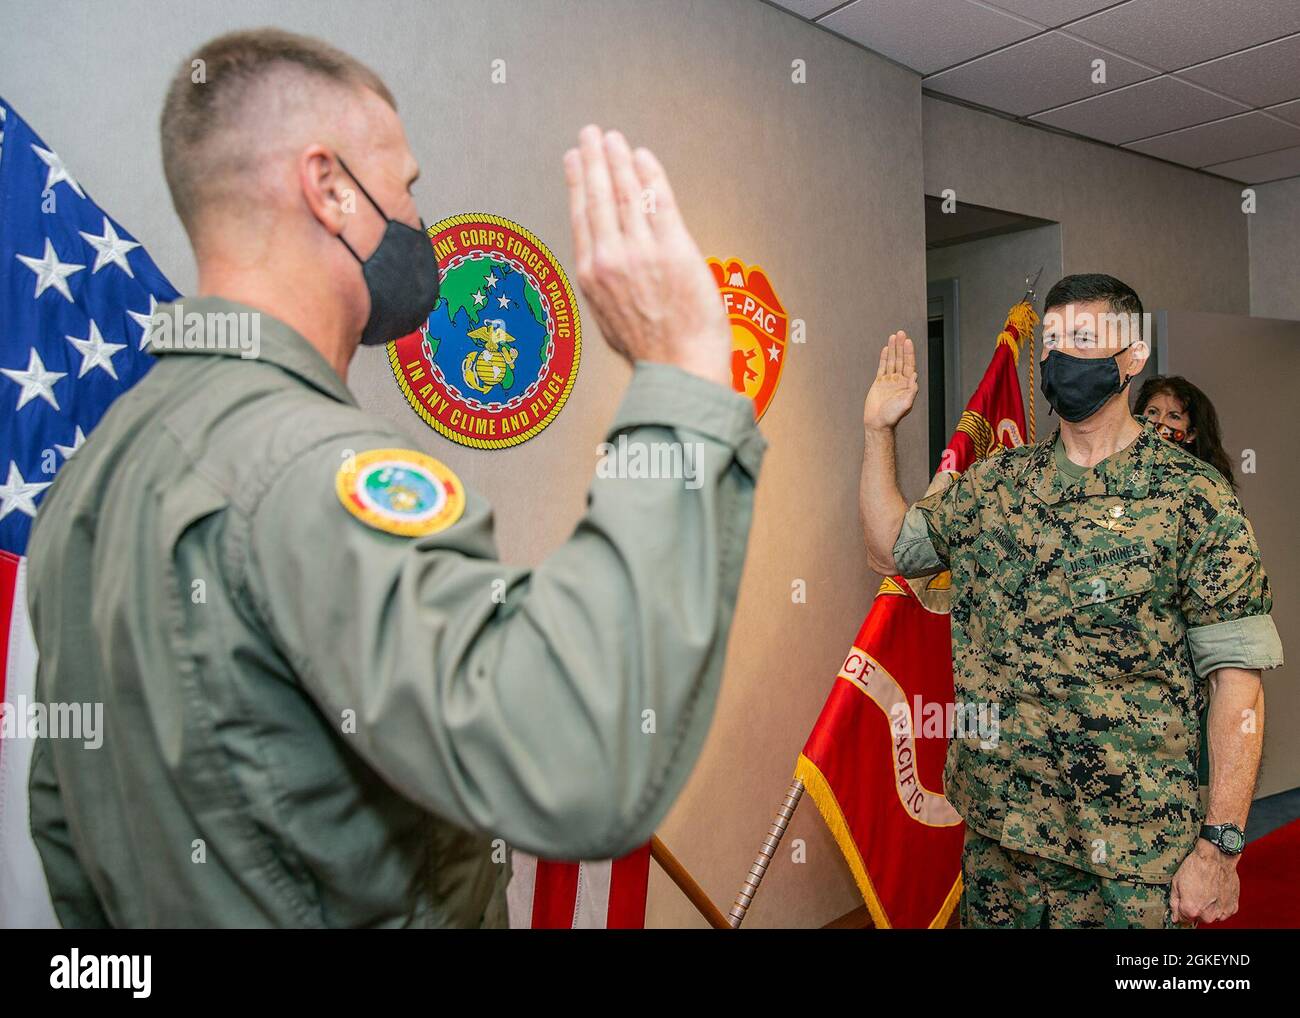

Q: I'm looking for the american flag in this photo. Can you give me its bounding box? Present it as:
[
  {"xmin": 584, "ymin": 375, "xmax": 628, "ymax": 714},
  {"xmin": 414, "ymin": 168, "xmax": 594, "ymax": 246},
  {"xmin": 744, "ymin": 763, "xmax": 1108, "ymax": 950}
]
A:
[
  {"xmin": 508, "ymin": 847, "xmax": 652, "ymax": 928},
  {"xmin": 0, "ymin": 97, "xmax": 178, "ymax": 927}
]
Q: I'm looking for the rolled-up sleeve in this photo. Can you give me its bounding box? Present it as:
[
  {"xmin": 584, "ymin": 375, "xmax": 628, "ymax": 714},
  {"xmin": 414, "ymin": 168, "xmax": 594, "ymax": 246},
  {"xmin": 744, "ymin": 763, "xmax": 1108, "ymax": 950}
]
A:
[
  {"xmin": 891, "ymin": 468, "xmax": 978, "ymax": 577},
  {"xmin": 1180, "ymin": 477, "xmax": 1284, "ymax": 675},
  {"xmin": 893, "ymin": 505, "xmax": 945, "ymax": 578},
  {"xmin": 246, "ymin": 362, "xmax": 765, "ymax": 861}
]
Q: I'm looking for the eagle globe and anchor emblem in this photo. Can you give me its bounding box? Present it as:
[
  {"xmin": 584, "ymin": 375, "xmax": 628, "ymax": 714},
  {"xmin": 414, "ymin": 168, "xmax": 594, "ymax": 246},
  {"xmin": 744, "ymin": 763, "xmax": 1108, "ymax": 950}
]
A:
[
  {"xmin": 387, "ymin": 213, "xmax": 581, "ymax": 449},
  {"xmin": 461, "ymin": 319, "xmax": 520, "ymax": 395}
]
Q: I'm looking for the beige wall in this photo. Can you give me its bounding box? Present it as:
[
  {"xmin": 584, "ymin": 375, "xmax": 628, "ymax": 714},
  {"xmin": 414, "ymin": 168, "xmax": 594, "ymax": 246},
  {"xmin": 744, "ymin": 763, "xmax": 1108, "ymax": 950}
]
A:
[
  {"xmin": 1161, "ymin": 312, "xmax": 1300, "ymax": 800},
  {"xmin": 922, "ymin": 97, "xmax": 1253, "ymax": 317},
  {"xmin": 1248, "ymin": 177, "xmax": 1300, "ymax": 321}
]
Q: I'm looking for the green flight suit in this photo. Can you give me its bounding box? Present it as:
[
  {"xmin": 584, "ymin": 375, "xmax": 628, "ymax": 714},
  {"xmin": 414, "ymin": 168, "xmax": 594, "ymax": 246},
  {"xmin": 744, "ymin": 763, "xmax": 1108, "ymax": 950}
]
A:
[{"xmin": 26, "ymin": 297, "xmax": 765, "ymax": 928}]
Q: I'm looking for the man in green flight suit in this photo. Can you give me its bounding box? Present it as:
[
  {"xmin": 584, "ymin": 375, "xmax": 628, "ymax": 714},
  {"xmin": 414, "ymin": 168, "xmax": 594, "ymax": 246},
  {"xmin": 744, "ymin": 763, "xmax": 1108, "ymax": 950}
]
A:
[
  {"xmin": 26, "ymin": 29, "xmax": 765, "ymax": 927},
  {"xmin": 859, "ymin": 273, "xmax": 1283, "ymax": 928}
]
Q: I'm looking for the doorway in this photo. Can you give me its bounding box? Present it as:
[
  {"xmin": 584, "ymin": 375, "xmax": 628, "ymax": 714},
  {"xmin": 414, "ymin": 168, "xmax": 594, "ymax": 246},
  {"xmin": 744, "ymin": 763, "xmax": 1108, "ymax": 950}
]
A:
[{"xmin": 924, "ymin": 196, "xmax": 1063, "ymax": 459}]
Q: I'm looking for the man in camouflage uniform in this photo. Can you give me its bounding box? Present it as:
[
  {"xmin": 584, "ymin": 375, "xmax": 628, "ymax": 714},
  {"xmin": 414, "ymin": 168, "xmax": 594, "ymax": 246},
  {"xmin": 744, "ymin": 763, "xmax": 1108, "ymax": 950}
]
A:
[{"xmin": 858, "ymin": 274, "xmax": 1283, "ymax": 929}]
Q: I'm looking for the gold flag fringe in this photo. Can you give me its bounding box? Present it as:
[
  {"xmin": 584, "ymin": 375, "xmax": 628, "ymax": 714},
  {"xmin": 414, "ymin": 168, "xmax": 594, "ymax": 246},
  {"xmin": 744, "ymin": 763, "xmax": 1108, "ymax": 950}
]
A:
[
  {"xmin": 997, "ymin": 299, "xmax": 1038, "ymax": 443},
  {"xmin": 794, "ymin": 754, "xmax": 962, "ymax": 929}
]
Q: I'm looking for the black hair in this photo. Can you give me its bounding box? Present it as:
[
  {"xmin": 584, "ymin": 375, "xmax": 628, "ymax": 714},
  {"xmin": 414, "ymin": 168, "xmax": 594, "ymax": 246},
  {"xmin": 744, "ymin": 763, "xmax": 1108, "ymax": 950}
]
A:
[
  {"xmin": 1134, "ymin": 375, "xmax": 1237, "ymax": 491},
  {"xmin": 1043, "ymin": 273, "xmax": 1143, "ymax": 321}
]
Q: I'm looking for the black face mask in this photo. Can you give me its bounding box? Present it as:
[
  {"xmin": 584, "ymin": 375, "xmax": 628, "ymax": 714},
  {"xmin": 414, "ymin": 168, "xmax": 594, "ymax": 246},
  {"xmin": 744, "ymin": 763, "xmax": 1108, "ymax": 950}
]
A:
[
  {"xmin": 1040, "ymin": 349, "xmax": 1131, "ymax": 423},
  {"xmin": 335, "ymin": 156, "xmax": 441, "ymax": 347}
]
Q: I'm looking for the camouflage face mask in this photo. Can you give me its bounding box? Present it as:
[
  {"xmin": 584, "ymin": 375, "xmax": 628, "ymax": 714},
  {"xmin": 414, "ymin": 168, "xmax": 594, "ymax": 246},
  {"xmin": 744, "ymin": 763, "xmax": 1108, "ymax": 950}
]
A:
[{"xmin": 1154, "ymin": 421, "xmax": 1192, "ymax": 446}]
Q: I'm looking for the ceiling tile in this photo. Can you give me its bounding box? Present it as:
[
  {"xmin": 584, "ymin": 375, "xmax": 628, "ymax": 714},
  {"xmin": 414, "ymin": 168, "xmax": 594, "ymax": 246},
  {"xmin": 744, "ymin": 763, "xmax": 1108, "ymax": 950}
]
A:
[
  {"xmin": 766, "ymin": 0, "xmax": 845, "ymax": 18},
  {"xmin": 1124, "ymin": 111, "xmax": 1300, "ymax": 167},
  {"xmin": 1202, "ymin": 145, "xmax": 1300, "ymax": 184},
  {"xmin": 1177, "ymin": 33, "xmax": 1300, "ymax": 108},
  {"xmin": 1031, "ymin": 75, "xmax": 1248, "ymax": 144},
  {"xmin": 820, "ymin": 0, "xmax": 1040, "ymax": 74},
  {"xmin": 1266, "ymin": 99, "xmax": 1300, "ymax": 127},
  {"xmin": 924, "ymin": 30, "xmax": 1154, "ymax": 116},
  {"xmin": 982, "ymin": 0, "xmax": 1123, "ymax": 28},
  {"xmin": 1067, "ymin": 0, "xmax": 1300, "ymax": 71}
]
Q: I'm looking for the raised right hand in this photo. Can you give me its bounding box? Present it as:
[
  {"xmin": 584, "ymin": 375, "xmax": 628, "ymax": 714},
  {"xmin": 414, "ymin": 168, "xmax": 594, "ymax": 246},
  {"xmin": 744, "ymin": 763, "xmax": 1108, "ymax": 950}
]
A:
[
  {"xmin": 863, "ymin": 331, "xmax": 919, "ymax": 432},
  {"xmin": 564, "ymin": 125, "xmax": 730, "ymax": 389}
]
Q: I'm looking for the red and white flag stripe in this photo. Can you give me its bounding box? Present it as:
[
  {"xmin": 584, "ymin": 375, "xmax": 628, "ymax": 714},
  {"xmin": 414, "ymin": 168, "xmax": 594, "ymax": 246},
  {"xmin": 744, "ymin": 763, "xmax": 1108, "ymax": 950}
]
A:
[
  {"xmin": 507, "ymin": 844, "xmax": 651, "ymax": 929},
  {"xmin": 0, "ymin": 550, "xmax": 58, "ymax": 927}
]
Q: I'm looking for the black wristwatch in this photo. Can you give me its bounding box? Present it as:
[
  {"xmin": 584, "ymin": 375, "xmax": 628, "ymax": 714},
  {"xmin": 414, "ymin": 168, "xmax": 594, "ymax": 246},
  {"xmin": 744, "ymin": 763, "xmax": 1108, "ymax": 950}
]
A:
[{"xmin": 1200, "ymin": 823, "xmax": 1246, "ymax": 855}]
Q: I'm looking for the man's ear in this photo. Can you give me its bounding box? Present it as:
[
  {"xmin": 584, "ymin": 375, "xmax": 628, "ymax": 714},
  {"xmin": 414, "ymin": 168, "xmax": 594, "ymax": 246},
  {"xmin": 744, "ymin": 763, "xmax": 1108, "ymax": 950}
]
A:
[
  {"xmin": 1124, "ymin": 338, "xmax": 1150, "ymax": 380},
  {"xmin": 299, "ymin": 145, "xmax": 350, "ymax": 236}
]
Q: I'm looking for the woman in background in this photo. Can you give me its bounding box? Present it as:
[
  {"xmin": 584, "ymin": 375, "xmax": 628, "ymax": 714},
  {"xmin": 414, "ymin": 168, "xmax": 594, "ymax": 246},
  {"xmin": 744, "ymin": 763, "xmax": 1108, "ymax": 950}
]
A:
[
  {"xmin": 1134, "ymin": 375, "xmax": 1237, "ymax": 490},
  {"xmin": 1134, "ymin": 375, "xmax": 1252, "ymax": 803}
]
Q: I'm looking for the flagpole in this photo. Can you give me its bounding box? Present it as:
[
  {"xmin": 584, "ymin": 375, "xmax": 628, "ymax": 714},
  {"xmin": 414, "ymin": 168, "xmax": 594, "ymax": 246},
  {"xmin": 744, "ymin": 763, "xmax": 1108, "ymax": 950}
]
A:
[{"xmin": 726, "ymin": 778, "xmax": 805, "ymax": 928}]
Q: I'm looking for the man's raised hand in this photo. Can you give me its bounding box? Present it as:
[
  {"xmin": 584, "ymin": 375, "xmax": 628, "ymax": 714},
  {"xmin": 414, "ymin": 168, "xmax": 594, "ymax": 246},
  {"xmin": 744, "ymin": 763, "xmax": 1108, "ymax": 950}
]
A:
[{"xmin": 863, "ymin": 331, "xmax": 919, "ymax": 432}]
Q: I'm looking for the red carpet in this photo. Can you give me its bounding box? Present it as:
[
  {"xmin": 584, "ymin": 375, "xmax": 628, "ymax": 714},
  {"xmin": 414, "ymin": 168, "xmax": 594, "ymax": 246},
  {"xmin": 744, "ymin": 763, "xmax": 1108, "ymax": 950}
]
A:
[{"xmin": 1202, "ymin": 818, "xmax": 1300, "ymax": 928}]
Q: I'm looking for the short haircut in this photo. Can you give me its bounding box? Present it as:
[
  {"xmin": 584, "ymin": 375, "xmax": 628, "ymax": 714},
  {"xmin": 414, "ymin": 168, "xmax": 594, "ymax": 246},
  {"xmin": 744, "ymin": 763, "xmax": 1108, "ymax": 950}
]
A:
[
  {"xmin": 160, "ymin": 28, "xmax": 395, "ymax": 233},
  {"xmin": 1043, "ymin": 273, "xmax": 1143, "ymax": 321}
]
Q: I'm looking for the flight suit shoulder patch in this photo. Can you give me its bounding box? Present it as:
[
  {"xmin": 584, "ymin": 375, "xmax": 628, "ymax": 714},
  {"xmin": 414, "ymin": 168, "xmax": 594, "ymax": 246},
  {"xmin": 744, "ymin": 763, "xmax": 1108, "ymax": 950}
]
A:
[{"xmin": 334, "ymin": 447, "xmax": 466, "ymax": 537}]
